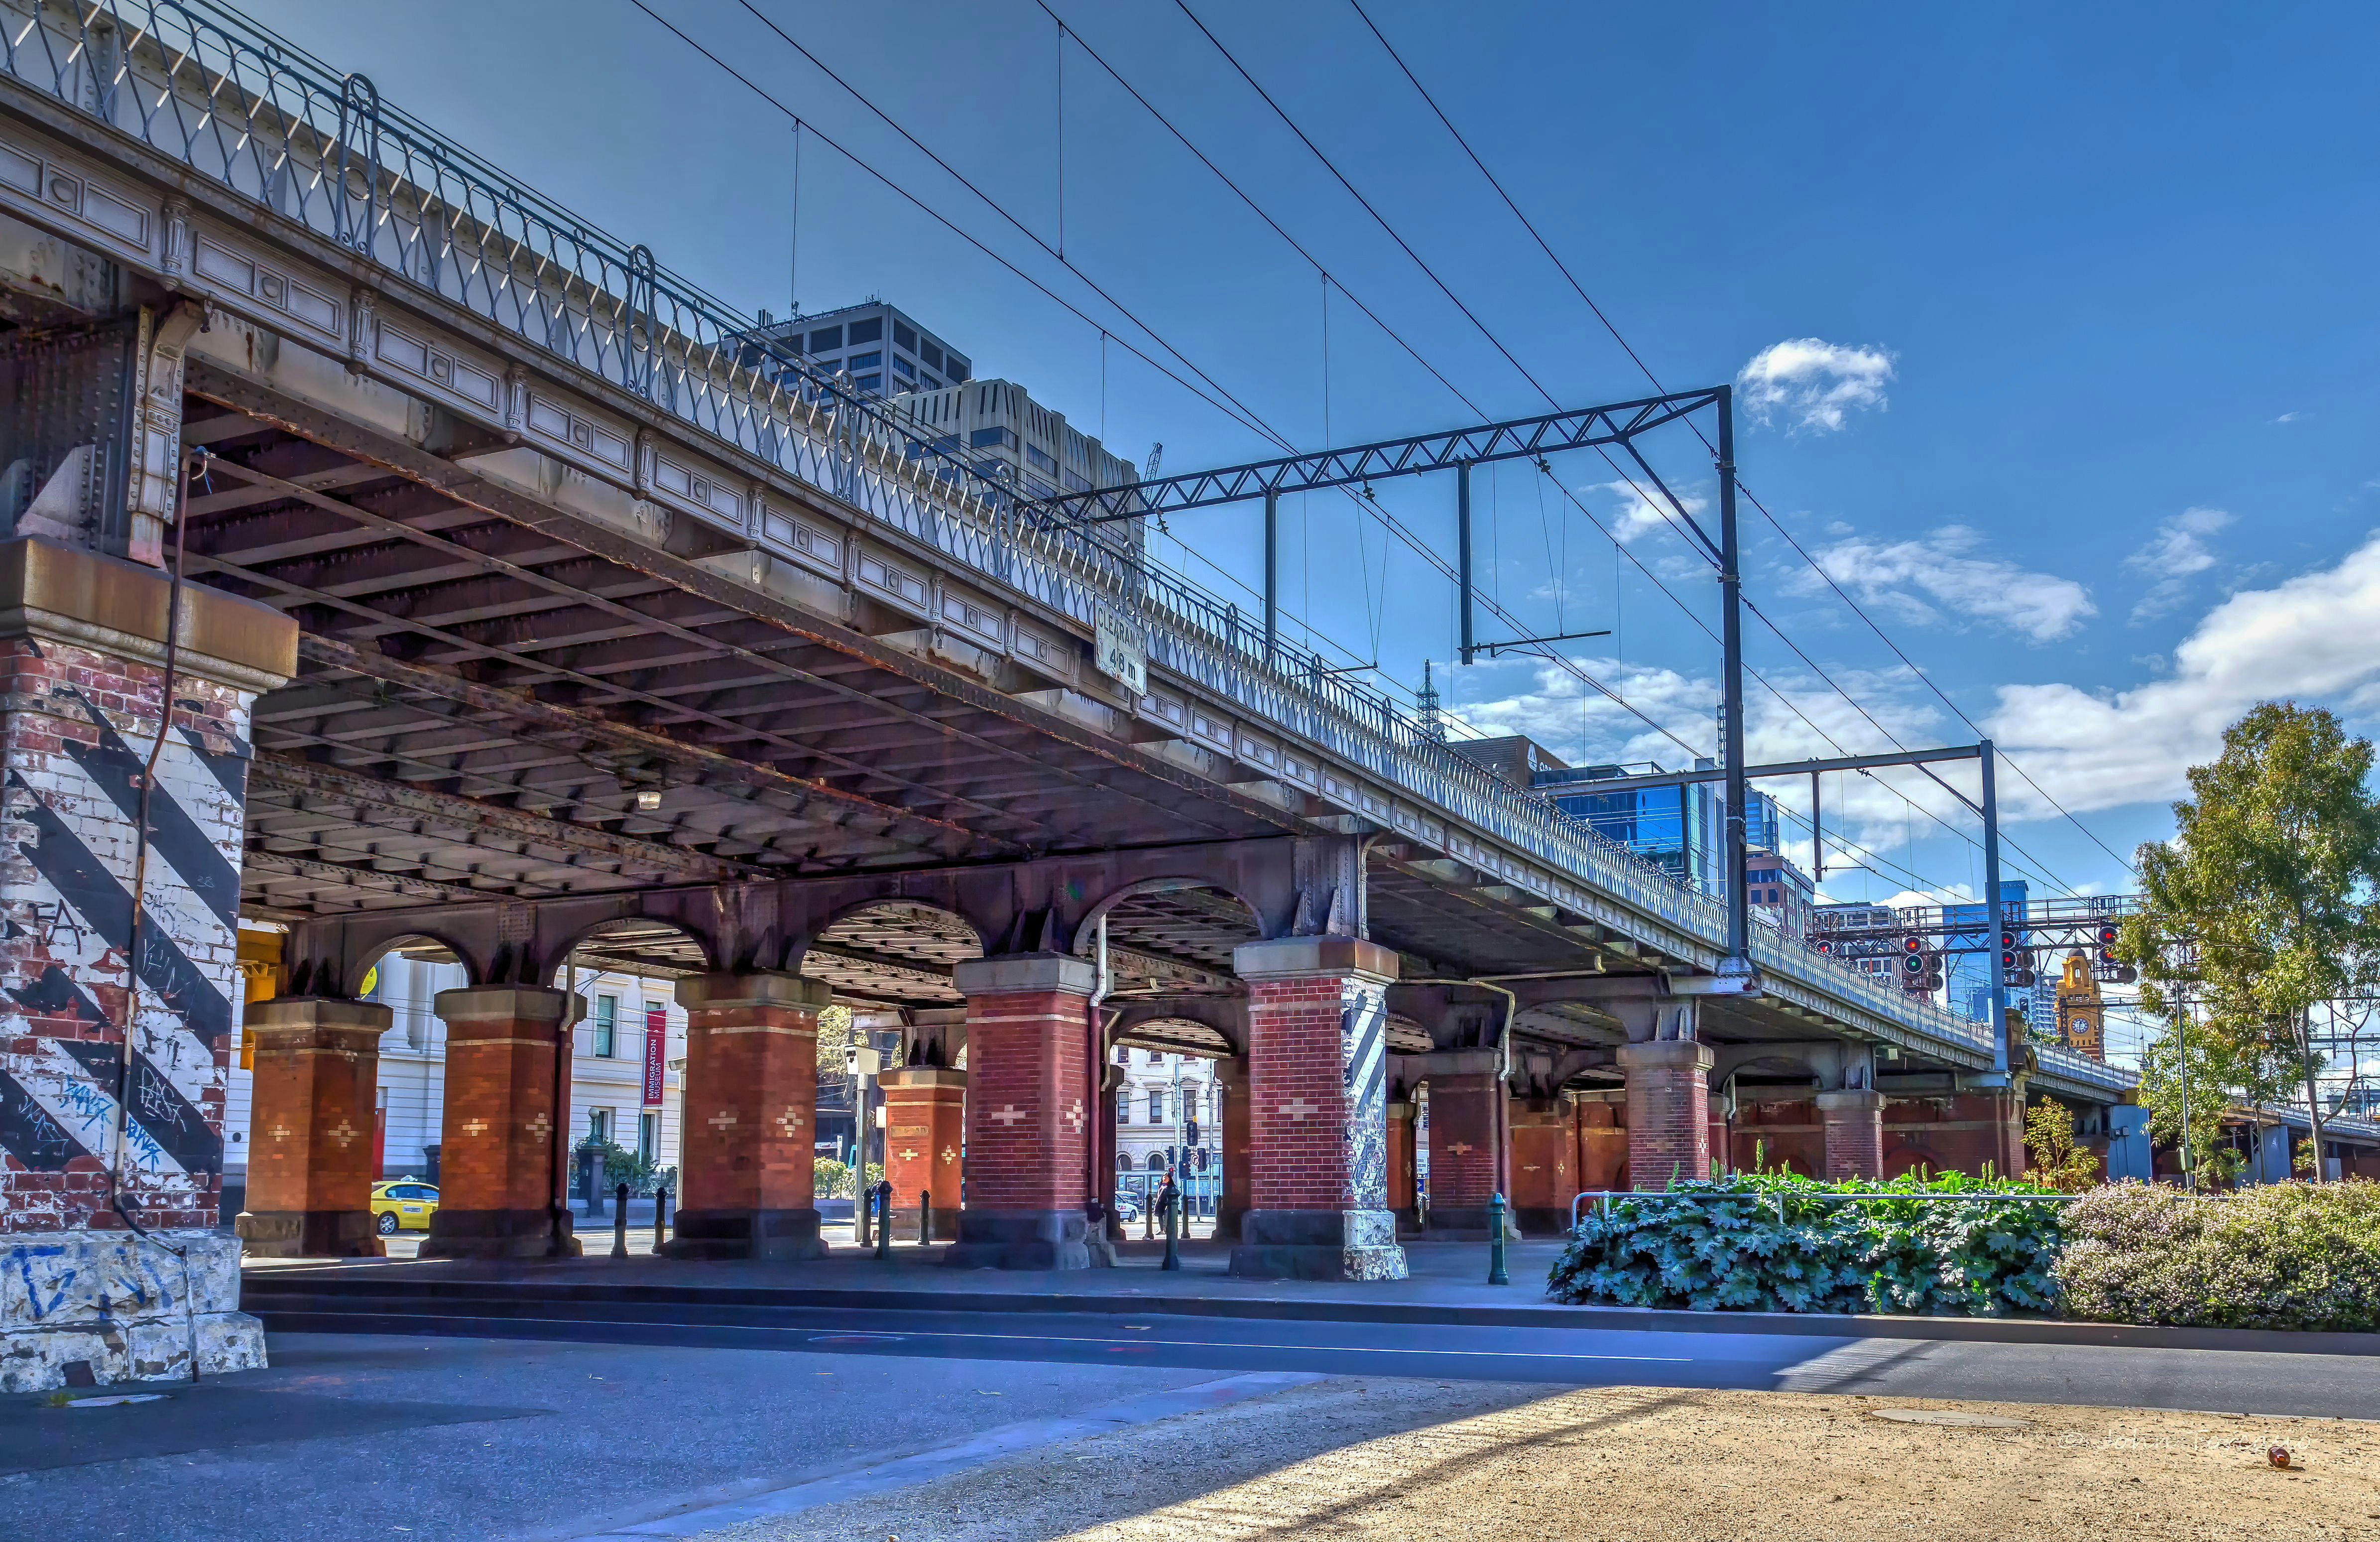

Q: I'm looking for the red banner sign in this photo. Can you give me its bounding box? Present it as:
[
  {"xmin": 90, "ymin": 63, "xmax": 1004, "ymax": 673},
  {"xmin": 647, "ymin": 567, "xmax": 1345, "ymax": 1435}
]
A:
[{"xmin": 643, "ymin": 1007, "xmax": 667, "ymax": 1108}]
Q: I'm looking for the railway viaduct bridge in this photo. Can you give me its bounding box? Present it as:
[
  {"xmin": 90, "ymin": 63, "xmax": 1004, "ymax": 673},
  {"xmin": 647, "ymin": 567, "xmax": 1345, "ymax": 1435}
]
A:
[{"xmin": 0, "ymin": 0, "xmax": 2135, "ymax": 1384}]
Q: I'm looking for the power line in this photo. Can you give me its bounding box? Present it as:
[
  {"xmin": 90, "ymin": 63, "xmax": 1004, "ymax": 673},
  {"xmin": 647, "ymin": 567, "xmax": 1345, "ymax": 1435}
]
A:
[{"xmin": 1341, "ymin": 0, "xmax": 2135, "ymax": 881}]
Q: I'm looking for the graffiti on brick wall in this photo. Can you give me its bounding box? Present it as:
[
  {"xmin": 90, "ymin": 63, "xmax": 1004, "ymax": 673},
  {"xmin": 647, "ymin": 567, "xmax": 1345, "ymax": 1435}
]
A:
[
  {"xmin": 1339, "ymin": 977, "xmax": 1388, "ymax": 1211},
  {"xmin": 0, "ymin": 669, "xmax": 250, "ymax": 1225}
]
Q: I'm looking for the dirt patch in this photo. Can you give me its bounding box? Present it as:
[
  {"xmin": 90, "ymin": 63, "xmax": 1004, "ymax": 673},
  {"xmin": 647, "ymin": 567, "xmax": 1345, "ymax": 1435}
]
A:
[{"xmin": 717, "ymin": 1378, "xmax": 2380, "ymax": 1541}]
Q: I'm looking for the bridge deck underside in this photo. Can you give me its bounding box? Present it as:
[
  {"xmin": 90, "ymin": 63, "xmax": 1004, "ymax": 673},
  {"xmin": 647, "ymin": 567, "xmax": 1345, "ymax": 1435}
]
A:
[{"xmin": 179, "ymin": 385, "xmax": 1987, "ymax": 1086}]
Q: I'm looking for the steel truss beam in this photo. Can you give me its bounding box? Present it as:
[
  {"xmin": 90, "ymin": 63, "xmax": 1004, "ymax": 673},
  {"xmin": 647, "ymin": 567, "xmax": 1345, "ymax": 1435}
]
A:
[
  {"xmin": 1035, "ymin": 388, "xmax": 1722, "ymax": 525},
  {"xmin": 248, "ymin": 751, "xmax": 761, "ymax": 883}
]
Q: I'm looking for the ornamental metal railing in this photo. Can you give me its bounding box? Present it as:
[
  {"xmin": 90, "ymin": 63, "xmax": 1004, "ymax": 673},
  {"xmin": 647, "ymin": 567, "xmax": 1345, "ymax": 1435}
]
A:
[{"xmin": 0, "ymin": 0, "xmax": 2061, "ymax": 1070}]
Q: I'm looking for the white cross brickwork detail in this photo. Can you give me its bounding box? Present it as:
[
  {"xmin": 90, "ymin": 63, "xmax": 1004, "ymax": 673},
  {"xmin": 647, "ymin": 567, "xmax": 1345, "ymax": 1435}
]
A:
[
  {"xmin": 940, "ymin": 1146, "xmax": 957, "ymax": 1165},
  {"xmin": 1279, "ymin": 1099, "xmax": 1317, "ymax": 1121},
  {"xmin": 268, "ymin": 1124, "xmax": 293, "ymax": 1141},
  {"xmin": 462, "ymin": 1118, "xmax": 489, "ymax": 1138},
  {"xmin": 1446, "ymin": 1142, "xmax": 1474, "ymax": 1156},
  {"xmin": 776, "ymin": 1107, "xmax": 805, "ymax": 1139},
  {"xmin": 1063, "ymin": 1099, "xmax": 1085, "ymax": 1135},
  {"xmin": 1521, "ymin": 1163, "xmax": 1541, "ymax": 1172},
  {"xmin": 527, "ymin": 1113, "xmax": 551, "ymax": 1141},
  {"xmin": 898, "ymin": 1148, "xmax": 920, "ymax": 1161},
  {"xmin": 709, "ymin": 1111, "xmax": 737, "ymax": 1132},
  {"xmin": 327, "ymin": 1120, "xmax": 358, "ymax": 1149},
  {"xmin": 989, "ymin": 1105, "xmax": 1026, "ymax": 1127}
]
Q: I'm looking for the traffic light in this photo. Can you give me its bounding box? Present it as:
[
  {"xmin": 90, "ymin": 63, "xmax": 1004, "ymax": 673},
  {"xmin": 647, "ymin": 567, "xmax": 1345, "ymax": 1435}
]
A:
[
  {"xmin": 1184, "ymin": 1118, "xmax": 1200, "ymax": 1147},
  {"xmin": 2096, "ymin": 921, "xmax": 2121, "ymax": 965}
]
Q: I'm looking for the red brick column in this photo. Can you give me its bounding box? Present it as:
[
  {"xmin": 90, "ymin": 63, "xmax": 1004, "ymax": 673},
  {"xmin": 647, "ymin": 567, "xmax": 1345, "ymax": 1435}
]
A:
[
  {"xmin": 945, "ymin": 954, "xmax": 1096, "ymax": 1269},
  {"xmin": 1818, "ymin": 1089, "xmax": 1886, "ymax": 1181},
  {"xmin": 1575, "ymin": 1093, "xmax": 1629, "ymax": 1192},
  {"xmin": 1095, "ymin": 1057, "xmax": 1128, "ymax": 1244},
  {"xmin": 881, "ymin": 1066, "xmax": 965, "ymax": 1243},
  {"xmin": 664, "ymin": 972, "xmax": 829, "ymax": 1261},
  {"xmin": 1509, "ymin": 1098, "xmax": 1576, "ymax": 1234},
  {"xmin": 1228, "ymin": 935, "xmax": 1406, "ymax": 1281},
  {"xmin": 1384, "ymin": 1097, "xmax": 1417, "ymax": 1229},
  {"xmin": 1708, "ymin": 1095, "xmax": 1733, "ymax": 1177},
  {"xmin": 421, "ymin": 986, "xmax": 580, "ymax": 1260},
  {"xmin": 1618, "ymin": 1039, "xmax": 1713, "ymax": 1190},
  {"xmin": 1214, "ymin": 1055, "xmax": 1251, "ymax": 1243},
  {"xmin": 1418, "ymin": 1051, "xmax": 1505, "ymax": 1238},
  {"xmin": 235, "ymin": 997, "xmax": 389, "ymax": 1258}
]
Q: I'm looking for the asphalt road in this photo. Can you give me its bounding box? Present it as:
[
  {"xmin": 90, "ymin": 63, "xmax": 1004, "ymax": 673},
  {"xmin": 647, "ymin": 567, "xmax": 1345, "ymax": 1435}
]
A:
[
  {"xmin": 6, "ymin": 1311, "xmax": 2376, "ymax": 1542},
  {"xmin": 254, "ymin": 1299, "xmax": 2380, "ymax": 1421}
]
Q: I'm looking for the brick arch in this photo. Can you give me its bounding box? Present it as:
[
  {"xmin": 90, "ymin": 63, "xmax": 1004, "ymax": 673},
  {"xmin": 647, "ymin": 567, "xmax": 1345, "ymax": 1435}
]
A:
[
  {"xmin": 545, "ymin": 916, "xmax": 716, "ymax": 986},
  {"xmin": 1076, "ymin": 876, "xmax": 1270, "ymax": 942},
  {"xmin": 1884, "ymin": 1147, "xmax": 1940, "ymax": 1180}
]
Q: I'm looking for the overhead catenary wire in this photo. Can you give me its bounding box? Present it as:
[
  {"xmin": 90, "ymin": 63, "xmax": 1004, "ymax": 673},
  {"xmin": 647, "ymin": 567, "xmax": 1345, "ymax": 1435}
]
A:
[{"xmin": 1342, "ymin": 0, "xmax": 2131, "ymax": 879}]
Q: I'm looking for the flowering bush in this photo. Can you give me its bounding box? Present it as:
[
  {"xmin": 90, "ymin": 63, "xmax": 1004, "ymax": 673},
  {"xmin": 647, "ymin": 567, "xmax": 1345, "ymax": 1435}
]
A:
[
  {"xmin": 2054, "ymin": 1180, "xmax": 2380, "ymax": 1332},
  {"xmin": 1546, "ymin": 1171, "xmax": 2065, "ymax": 1316}
]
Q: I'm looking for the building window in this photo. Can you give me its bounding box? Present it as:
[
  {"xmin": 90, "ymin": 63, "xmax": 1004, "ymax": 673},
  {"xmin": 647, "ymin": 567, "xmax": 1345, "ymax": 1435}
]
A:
[
  {"xmin": 1063, "ymin": 469, "xmax": 1092, "ymax": 492},
  {"xmin": 1024, "ymin": 443, "xmax": 1057, "ymax": 475},
  {"xmin": 588, "ymin": 1107, "xmax": 612, "ymax": 1145},
  {"xmin": 1116, "ymin": 1151, "xmax": 1132, "ymax": 1170},
  {"xmin": 921, "ymin": 341, "xmax": 944, "ymax": 370},
  {"xmin": 1148, "ymin": 1089, "xmax": 1165, "ymax": 1123},
  {"xmin": 919, "ymin": 375, "xmax": 942, "ymax": 392},
  {"xmin": 638, "ymin": 1111, "xmax": 658, "ymax": 1163},
  {"xmin": 1145, "ymin": 1152, "xmax": 1166, "ymax": 1172},
  {"xmin": 945, "ymin": 354, "xmax": 969, "ymax": 383},
  {"xmin": 891, "ymin": 356, "xmax": 916, "ymax": 382},
  {"xmin": 1117, "ymin": 1089, "xmax": 1131, "ymax": 1124},
  {"xmin": 808, "ymin": 326, "xmax": 842, "ymax": 353},
  {"xmin": 970, "ymin": 426, "xmax": 1016, "ymax": 450},
  {"xmin": 893, "ymin": 320, "xmax": 917, "ymax": 352},
  {"xmin": 856, "ymin": 375, "xmax": 881, "ymax": 393},
  {"xmin": 846, "ymin": 350, "xmax": 882, "ymax": 371},
  {"xmin": 847, "ymin": 316, "xmax": 883, "ymax": 345},
  {"xmin": 593, "ymin": 994, "xmax": 617, "ymax": 1057}
]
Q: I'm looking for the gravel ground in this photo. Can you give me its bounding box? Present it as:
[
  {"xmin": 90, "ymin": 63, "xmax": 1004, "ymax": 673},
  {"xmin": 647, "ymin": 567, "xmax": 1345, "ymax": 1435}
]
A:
[{"xmin": 714, "ymin": 1377, "xmax": 2380, "ymax": 1541}]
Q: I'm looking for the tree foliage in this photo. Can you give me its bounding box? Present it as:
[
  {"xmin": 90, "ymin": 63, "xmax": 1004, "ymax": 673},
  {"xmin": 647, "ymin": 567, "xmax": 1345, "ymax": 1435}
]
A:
[
  {"xmin": 2120, "ymin": 703, "xmax": 2380, "ymax": 1170},
  {"xmin": 2022, "ymin": 1100, "xmax": 2102, "ymax": 1193}
]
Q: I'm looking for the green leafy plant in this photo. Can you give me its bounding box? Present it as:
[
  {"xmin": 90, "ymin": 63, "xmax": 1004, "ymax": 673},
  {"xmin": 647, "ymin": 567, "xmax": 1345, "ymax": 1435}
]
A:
[
  {"xmin": 1546, "ymin": 1170, "xmax": 2066, "ymax": 1317},
  {"xmin": 2056, "ymin": 1180, "xmax": 2380, "ymax": 1331},
  {"xmin": 2023, "ymin": 1100, "xmax": 2103, "ymax": 1193},
  {"xmin": 813, "ymin": 1157, "xmax": 884, "ymax": 1199}
]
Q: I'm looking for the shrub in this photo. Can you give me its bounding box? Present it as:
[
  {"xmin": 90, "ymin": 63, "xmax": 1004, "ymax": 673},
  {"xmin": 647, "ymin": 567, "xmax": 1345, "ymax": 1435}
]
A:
[
  {"xmin": 813, "ymin": 1158, "xmax": 884, "ymax": 1199},
  {"xmin": 1546, "ymin": 1171, "xmax": 2066, "ymax": 1317},
  {"xmin": 2054, "ymin": 1180, "xmax": 2380, "ymax": 1332}
]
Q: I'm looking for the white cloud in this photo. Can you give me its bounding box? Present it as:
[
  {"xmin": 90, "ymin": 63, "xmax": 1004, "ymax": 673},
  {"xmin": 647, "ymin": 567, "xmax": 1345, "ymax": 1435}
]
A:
[
  {"xmin": 1792, "ymin": 524, "xmax": 2097, "ymax": 642},
  {"xmin": 1989, "ymin": 529, "xmax": 2380, "ymax": 814},
  {"xmin": 1737, "ymin": 338, "xmax": 1896, "ymax": 433},
  {"xmin": 2274, "ymin": 411, "xmax": 2304, "ymax": 424},
  {"xmin": 2123, "ymin": 507, "xmax": 2231, "ymax": 622},
  {"xmin": 1579, "ymin": 478, "xmax": 1706, "ymax": 546}
]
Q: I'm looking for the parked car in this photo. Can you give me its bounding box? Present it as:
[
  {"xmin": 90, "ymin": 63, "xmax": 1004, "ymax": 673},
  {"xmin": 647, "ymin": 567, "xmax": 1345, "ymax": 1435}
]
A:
[
  {"xmin": 371, "ymin": 1180, "xmax": 440, "ymax": 1234},
  {"xmin": 1108, "ymin": 1192, "xmax": 1142, "ymax": 1223}
]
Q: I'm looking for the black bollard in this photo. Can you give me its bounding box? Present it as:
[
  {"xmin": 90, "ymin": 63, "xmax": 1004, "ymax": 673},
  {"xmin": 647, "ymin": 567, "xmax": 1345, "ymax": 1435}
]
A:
[
  {"xmin": 652, "ymin": 1186, "xmax": 671, "ymax": 1255},
  {"xmin": 1487, "ymin": 1191, "xmax": 1510, "ymax": 1285},
  {"xmin": 855, "ymin": 1169, "xmax": 871, "ymax": 1250},
  {"xmin": 873, "ymin": 1181, "xmax": 892, "ymax": 1262},
  {"xmin": 919, "ymin": 1187, "xmax": 933, "ymax": 1247},
  {"xmin": 1159, "ymin": 1179, "xmax": 1181, "ymax": 1272},
  {"xmin": 612, "ymin": 1182, "xmax": 630, "ymax": 1260}
]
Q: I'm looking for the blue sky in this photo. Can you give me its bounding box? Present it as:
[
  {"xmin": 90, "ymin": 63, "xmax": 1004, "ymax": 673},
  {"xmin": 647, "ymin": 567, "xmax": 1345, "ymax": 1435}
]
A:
[{"xmin": 237, "ymin": 0, "xmax": 2380, "ymax": 910}]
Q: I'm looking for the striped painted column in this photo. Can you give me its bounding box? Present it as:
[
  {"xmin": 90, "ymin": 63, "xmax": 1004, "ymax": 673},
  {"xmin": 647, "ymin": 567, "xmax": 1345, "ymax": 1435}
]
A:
[
  {"xmin": 0, "ymin": 538, "xmax": 292, "ymax": 1389},
  {"xmin": 1228, "ymin": 936, "xmax": 1406, "ymax": 1282}
]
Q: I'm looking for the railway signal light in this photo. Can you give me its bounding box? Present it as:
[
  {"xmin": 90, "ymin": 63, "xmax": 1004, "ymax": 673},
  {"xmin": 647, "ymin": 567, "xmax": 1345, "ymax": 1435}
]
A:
[{"xmin": 2096, "ymin": 920, "xmax": 2121, "ymax": 965}]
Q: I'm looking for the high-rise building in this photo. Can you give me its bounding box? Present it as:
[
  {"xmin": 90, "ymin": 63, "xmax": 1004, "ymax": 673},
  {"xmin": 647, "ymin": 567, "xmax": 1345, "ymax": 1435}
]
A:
[
  {"xmin": 736, "ymin": 301, "xmax": 971, "ymax": 399},
  {"xmin": 889, "ymin": 377, "xmax": 1138, "ymax": 505}
]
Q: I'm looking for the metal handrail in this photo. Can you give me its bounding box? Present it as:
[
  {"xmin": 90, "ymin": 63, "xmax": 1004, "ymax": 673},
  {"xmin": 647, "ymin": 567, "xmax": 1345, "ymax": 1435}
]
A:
[{"xmin": 0, "ymin": 0, "xmax": 2118, "ymax": 1075}]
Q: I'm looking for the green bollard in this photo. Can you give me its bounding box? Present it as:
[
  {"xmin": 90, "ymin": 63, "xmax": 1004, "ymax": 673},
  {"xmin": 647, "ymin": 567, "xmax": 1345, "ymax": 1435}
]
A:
[
  {"xmin": 919, "ymin": 1187, "xmax": 933, "ymax": 1247},
  {"xmin": 612, "ymin": 1182, "xmax": 630, "ymax": 1260},
  {"xmin": 1487, "ymin": 1192, "xmax": 1509, "ymax": 1285},
  {"xmin": 873, "ymin": 1182, "xmax": 893, "ymax": 1262},
  {"xmin": 652, "ymin": 1186, "xmax": 670, "ymax": 1255},
  {"xmin": 1159, "ymin": 1179, "xmax": 1182, "ymax": 1272}
]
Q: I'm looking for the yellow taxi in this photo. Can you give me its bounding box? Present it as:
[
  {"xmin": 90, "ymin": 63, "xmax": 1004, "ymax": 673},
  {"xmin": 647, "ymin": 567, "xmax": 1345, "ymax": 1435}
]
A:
[{"xmin": 369, "ymin": 1179, "xmax": 439, "ymax": 1234}]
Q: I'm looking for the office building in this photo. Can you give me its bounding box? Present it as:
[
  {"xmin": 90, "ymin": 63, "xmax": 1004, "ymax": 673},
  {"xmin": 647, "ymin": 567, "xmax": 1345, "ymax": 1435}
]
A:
[{"xmin": 737, "ymin": 301, "xmax": 971, "ymax": 399}]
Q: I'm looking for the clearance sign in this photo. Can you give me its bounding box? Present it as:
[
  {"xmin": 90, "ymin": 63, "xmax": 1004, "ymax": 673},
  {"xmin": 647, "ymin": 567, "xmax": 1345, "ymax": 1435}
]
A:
[{"xmin": 643, "ymin": 1006, "xmax": 667, "ymax": 1109}]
